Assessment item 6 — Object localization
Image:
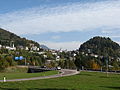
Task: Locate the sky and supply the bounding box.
[0,0,120,50]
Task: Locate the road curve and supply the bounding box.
[0,69,79,82]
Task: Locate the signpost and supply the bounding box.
[15,56,26,66]
[3,76,6,82]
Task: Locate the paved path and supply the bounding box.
[0,69,79,82]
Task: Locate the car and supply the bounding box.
[41,66,47,68]
[56,66,61,70]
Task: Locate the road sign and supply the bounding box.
[19,56,24,60]
[15,57,19,60]
[15,56,24,60]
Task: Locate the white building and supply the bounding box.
[38,52,45,55]
[5,46,16,50]
[52,52,57,55]
[25,47,29,50]
[56,56,60,61]
[37,48,40,51]
[43,55,47,58]
[0,45,2,48]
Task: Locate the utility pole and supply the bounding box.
[104,48,109,77]
[106,58,109,77]
[25,58,26,66]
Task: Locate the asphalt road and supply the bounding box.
[0,69,79,82]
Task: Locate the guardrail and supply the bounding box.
[79,69,120,73]
[27,66,57,73]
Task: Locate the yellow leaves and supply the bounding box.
[90,60,100,70]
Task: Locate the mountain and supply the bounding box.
[40,45,49,50]
[79,36,120,57]
[0,28,40,47]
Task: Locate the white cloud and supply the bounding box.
[0,0,120,35]
[51,35,61,40]
[110,36,120,38]
[117,42,120,45]
[101,27,120,38]
[40,41,81,50]
[102,27,120,34]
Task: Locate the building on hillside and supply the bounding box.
[46,60,52,64]
[31,46,38,51]
[37,48,40,51]
[17,46,24,50]
[117,57,120,62]
[90,53,98,58]
[43,55,47,58]
[30,43,34,47]
[5,46,16,50]
[25,47,29,50]
[38,52,45,55]
[52,52,57,56]
[0,45,2,48]
[56,56,60,61]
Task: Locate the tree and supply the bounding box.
[0,56,9,71]
[112,60,119,71]
[74,54,83,70]
[5,56,16,66]
[89,60,100,70]
[58,59,65,68]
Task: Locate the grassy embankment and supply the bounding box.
[0,71,119,90]
[0,66,58,80]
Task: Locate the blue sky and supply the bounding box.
[0,0,120,50]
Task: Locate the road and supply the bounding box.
[0,69,79,82]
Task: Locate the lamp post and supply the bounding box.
[106,57,109,77]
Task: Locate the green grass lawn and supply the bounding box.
[0,71,58,80]
[0,71,120,90]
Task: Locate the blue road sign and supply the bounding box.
[19,56,24,60]
[15,57,19,60]
[15,56,24,60]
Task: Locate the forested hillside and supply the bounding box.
[79,36,120,57]
[0,28,40,47]
[75,36,120,70]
